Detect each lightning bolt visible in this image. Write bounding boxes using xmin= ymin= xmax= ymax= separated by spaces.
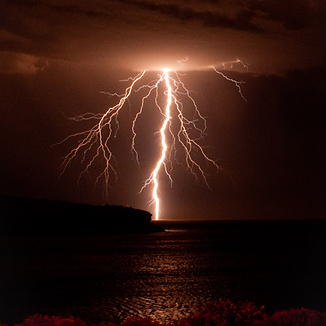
xmin=139 ymin=69 xmax=174 ymax=220
xmin=57 ymin=63 xmax=245 ymax=220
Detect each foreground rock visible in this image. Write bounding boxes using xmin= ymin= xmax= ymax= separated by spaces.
xmin=0 ymin=195 xmax=164 ymax=236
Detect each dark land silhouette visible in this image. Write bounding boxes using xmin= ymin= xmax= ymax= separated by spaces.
xmin=0 ymin=194 xmax=164 ymax=236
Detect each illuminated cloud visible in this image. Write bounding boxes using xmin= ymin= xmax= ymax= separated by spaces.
xmin=0 ymin=51 xmax=48 ymax=74
xmin=0 ymin=0 xmax=325 ymax=74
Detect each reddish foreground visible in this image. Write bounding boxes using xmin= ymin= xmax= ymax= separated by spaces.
xmin=1 ymin=301 xmax=326 ymax=326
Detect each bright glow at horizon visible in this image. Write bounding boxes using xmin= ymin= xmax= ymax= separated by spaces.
xmin=129 ymin=57 xmax=248 ymax=73
xmin=57 ymin=61 xmax=246 ymax=220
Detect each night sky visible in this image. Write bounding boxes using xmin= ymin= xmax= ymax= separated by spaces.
xmin=0 ymin=0 xmax=325 ymax=220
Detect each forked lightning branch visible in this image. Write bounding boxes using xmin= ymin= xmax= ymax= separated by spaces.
xmin=58 ymin=62 xmax=246 ymax=220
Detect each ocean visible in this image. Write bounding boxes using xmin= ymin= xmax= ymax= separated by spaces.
xmin=0 ymin=219 xmax=325 ymax=325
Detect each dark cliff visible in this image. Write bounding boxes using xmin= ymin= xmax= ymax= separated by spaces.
xmin=0 ymin=195 xmax=164 ymax=236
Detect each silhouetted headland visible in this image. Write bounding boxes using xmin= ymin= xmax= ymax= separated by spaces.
xmin=0 ymin=194 xmax=164 ymax=236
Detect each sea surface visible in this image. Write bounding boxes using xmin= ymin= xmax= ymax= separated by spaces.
xmin=0 ymin=219 xmax=325 ymax=325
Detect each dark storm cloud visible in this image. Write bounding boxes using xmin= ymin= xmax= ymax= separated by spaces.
xmin=0 ymin=0 xmax=154 ymax=68
xmin=247 ymin=0 xmax=324 ymax=31
xmin=0 ymin=0 xmax=325 ymax=73
xmin=47 ymin=4 xmax=101 ymax=17
xmin=0 ymin=1 xmax=63 ymax=60
xmin=127 ymin=1 xmax=261 ymax=32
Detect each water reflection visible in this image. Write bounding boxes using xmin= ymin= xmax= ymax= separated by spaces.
xmin=70 ymin=231 xmax=233 ymax=324
xmin=1 ymin=221 xmax=325 ymax=325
